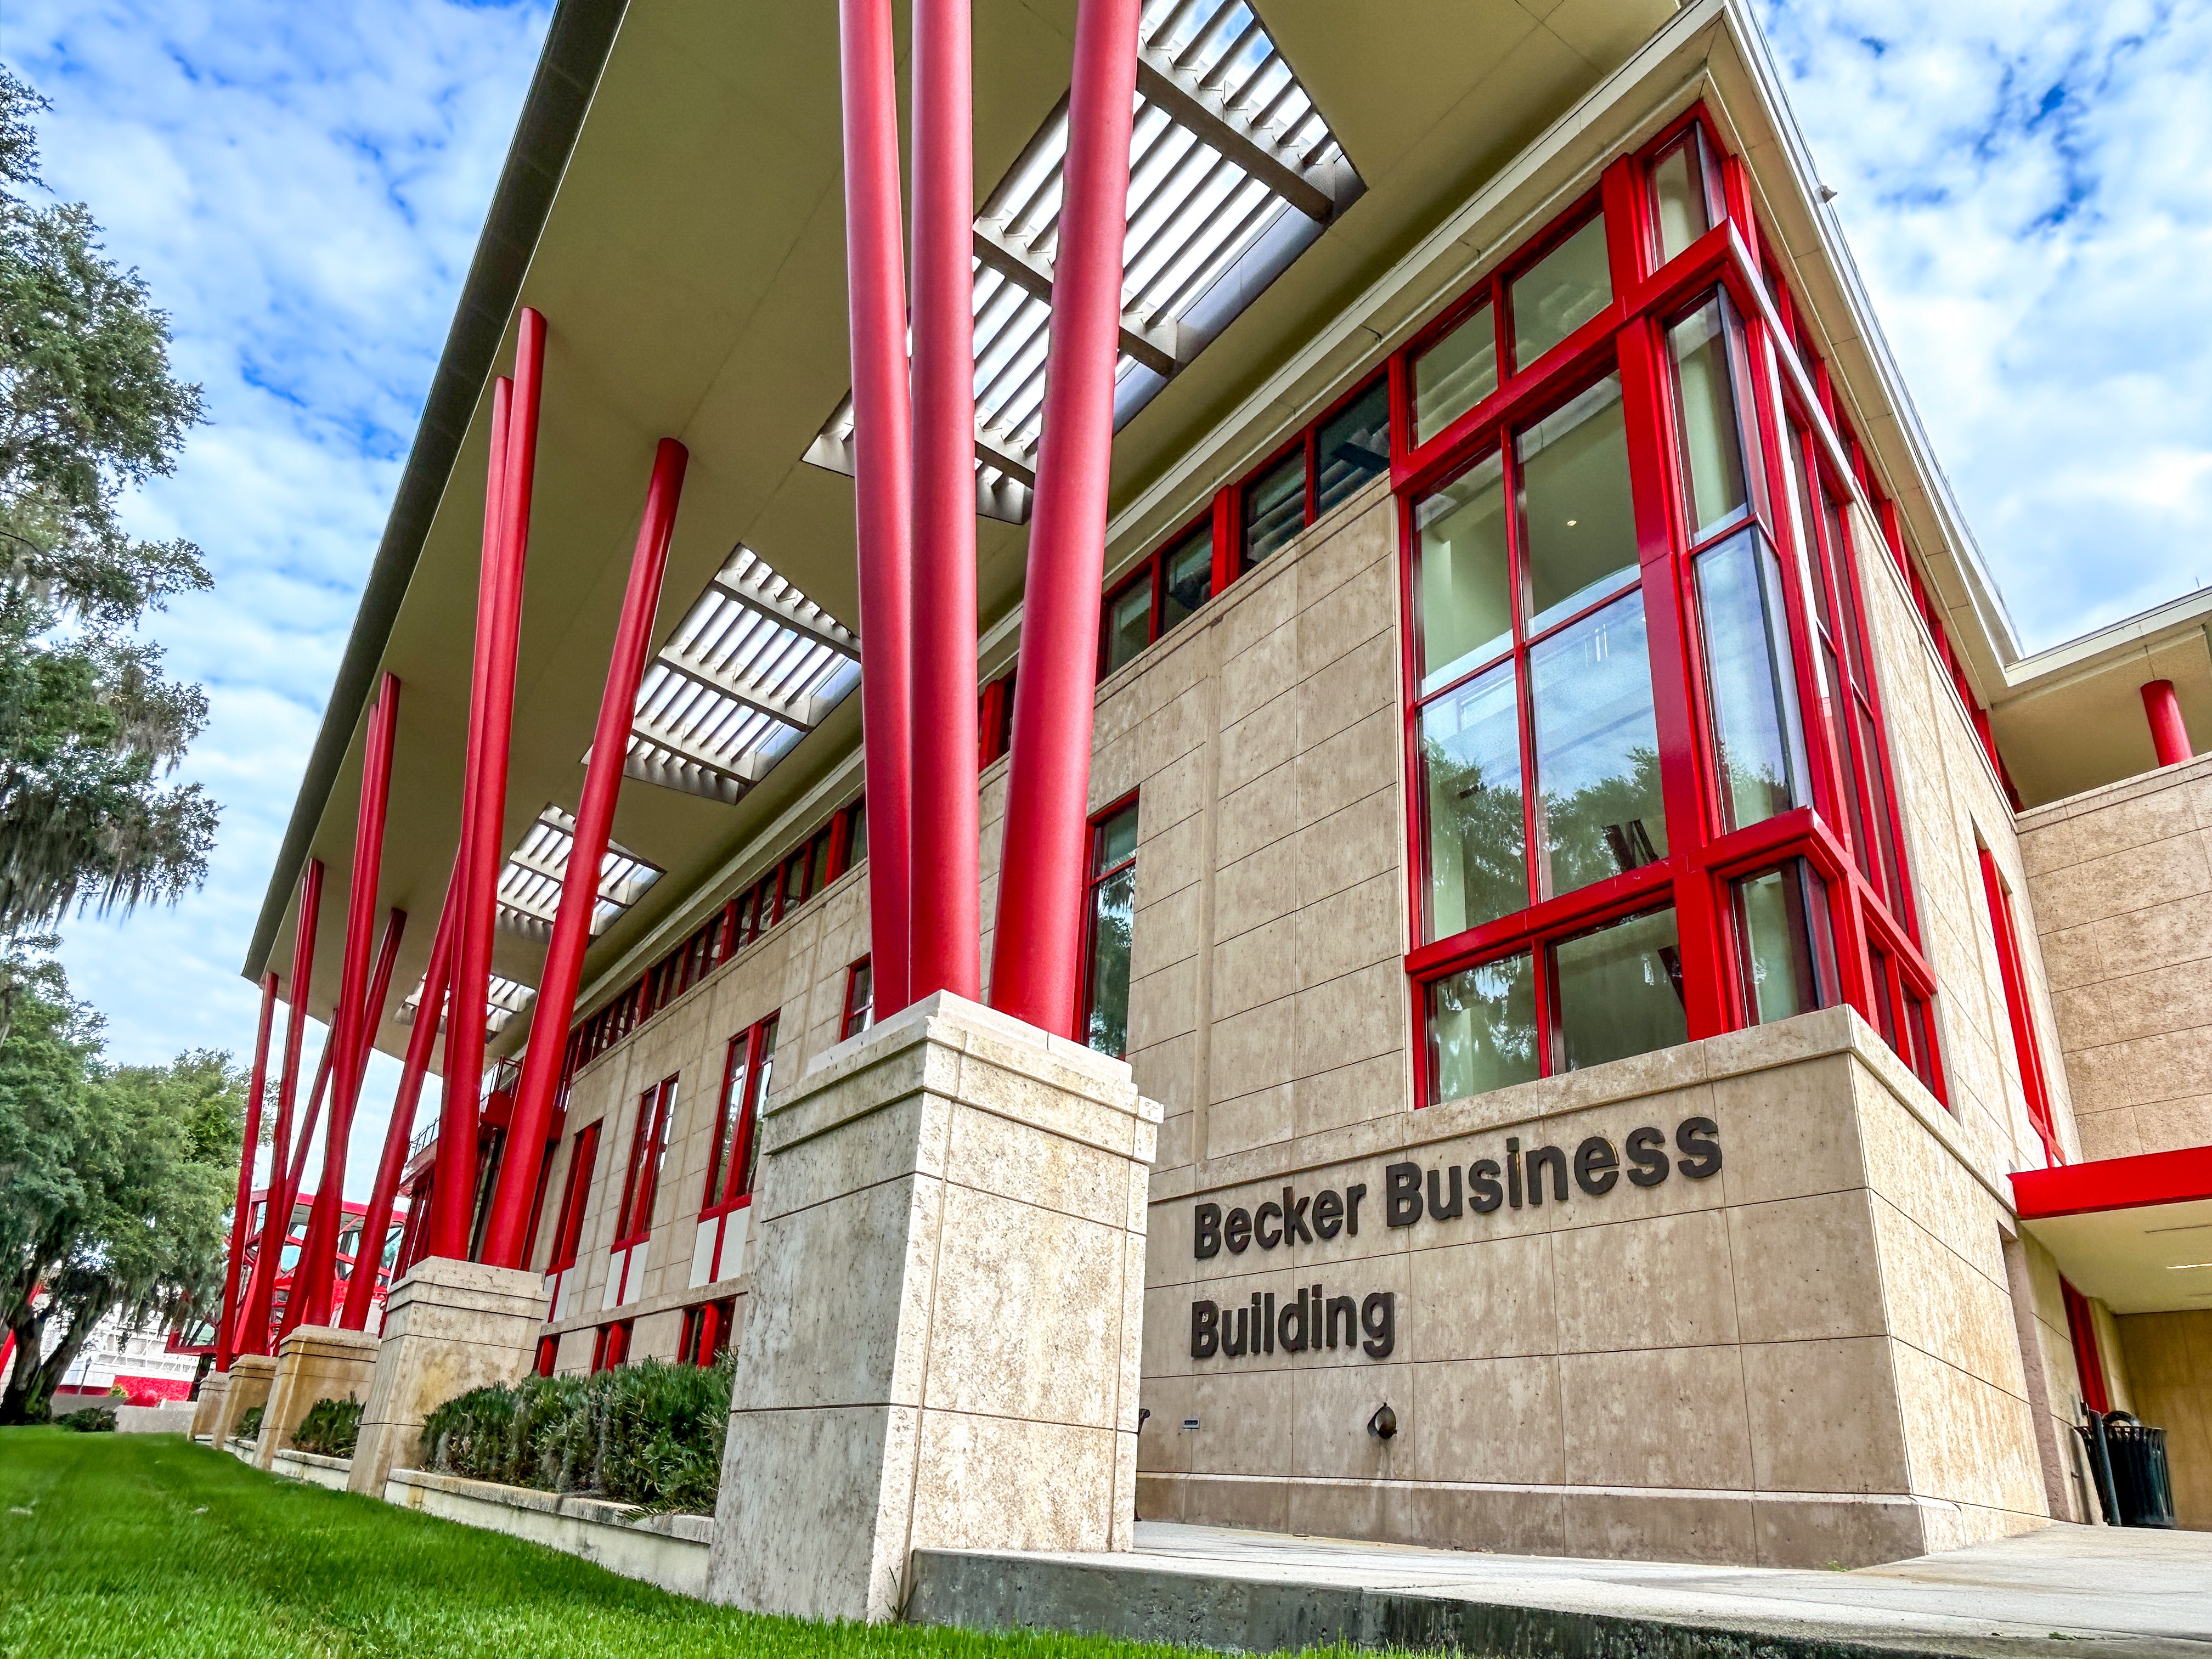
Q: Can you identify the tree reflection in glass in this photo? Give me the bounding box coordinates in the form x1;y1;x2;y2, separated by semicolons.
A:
1530;591;1666;898
1418;659;1526;939
1428;951;1539;1103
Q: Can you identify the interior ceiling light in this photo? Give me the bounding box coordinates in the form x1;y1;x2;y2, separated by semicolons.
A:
805;0;1362;523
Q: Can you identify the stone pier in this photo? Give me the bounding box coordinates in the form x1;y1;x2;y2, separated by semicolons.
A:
213;1353;276;1446
255;1324;380;1468
708;991;1160;1623
347;1257;544;1496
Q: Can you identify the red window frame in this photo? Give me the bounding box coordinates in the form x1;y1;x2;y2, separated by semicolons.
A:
1979;848;2061;1165
1079;794;1140;1058
1393;108;1948;1109
678;1296;737;1367
543;1121;601;1276
841;957;874;1040
590;1318;632;1374
612;1074;678;1250
1096;372;1391;682
535;1334;560;1377
701;1014;780;1218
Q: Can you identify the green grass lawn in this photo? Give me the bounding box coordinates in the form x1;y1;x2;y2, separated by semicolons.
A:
0;1428;1384;1659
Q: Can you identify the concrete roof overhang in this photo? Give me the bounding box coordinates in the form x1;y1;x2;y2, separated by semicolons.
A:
2013;1147;2212;1316
249;0;1691;1069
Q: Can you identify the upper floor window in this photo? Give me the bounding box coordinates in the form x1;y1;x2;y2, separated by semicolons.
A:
1082;799;1139;1058
543;1121;601;1275
842;957;874;1040
703;1014;780;1216
1403;112;1943;1107
613;1075;678;1248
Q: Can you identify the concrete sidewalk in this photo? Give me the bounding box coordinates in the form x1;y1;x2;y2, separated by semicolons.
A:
907;1520;2212;1657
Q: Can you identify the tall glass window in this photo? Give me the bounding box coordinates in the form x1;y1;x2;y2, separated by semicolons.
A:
1420;661;1525;938
1517;375;1638;634
1159;526;1213;630
1531;592;1666;895
1416;454;1510;693
1553;907;1687;1071
1695;530;1807;830
1427;952;1538;1104
1649;129;1716;264
1733;861;1832;1025
1667;295;1751;540
1083;800;1139;1057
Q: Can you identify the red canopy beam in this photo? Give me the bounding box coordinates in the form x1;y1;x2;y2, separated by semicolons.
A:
839;0;916;1016
289;675;403;1329
481;438;690;1269
990;0;1142;1036
214;972;278;1374
237;858;323;1355
341;889;455;1329
909;0;981;1004
436;308;544;1262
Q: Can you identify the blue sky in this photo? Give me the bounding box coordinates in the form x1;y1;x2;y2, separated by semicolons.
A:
3;0;2209;1198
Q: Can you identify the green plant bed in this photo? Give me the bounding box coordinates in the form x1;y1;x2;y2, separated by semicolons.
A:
232;1404;263;1442
55;1406;116;1433
292;1396;361;1459
0;1429;1440;1658
423;1356;731;1514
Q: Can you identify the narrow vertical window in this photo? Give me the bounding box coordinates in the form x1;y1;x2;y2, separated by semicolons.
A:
1416;453;1511;692
1979;848;2059;1163
842;957;874;1039
1648;129;1716;264
1103;574;1153;674
1666;295;1751;539
546;1122;601;1274
702;1037;749;1212
1516;375;1638;634
614;1075;677;1248
729;1015;780;1203
1082;800;1140;1057
1316;378;1392;515
1695;530;1808;830
1530;591;1666;895
1158;525;1214;632
1418;659;1525;939
1242;448;1308;567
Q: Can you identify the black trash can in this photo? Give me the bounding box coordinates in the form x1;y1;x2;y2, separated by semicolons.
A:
2076;1408;2177;1528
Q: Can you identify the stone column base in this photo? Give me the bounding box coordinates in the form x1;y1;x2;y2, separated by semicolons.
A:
190;1371;229;1440
708;991;1160;1623
347;1257;546;1496
255;1325;381;1468
214;1355;276;1446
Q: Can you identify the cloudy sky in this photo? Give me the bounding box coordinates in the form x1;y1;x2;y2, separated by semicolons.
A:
3;0;2208;1198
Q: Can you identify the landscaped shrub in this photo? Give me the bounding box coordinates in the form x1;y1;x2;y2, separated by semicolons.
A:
421;1355;733;1514
293;1396;363;1458
234;1404;264;1442
57;1405;116;1432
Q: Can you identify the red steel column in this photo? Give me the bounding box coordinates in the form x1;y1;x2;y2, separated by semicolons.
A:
341;888;456;1329
436;310;544;1261
2143;679;2193;768
215;972;278;1373
290;676;402;1328
239;859;323;1354
909;0;981;1003
989;0;1142;1036
481;439;689;1269
280;1042;335;1214
839;0;916;1015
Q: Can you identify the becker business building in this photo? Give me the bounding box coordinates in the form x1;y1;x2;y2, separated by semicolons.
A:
239;0;2212;1574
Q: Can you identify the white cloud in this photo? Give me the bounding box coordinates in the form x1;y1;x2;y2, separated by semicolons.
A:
0;0;551;1197
1757;0;2212;649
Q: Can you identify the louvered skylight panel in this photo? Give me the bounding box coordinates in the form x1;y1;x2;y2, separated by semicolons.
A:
396;970;536;1035
494;805;659;939
807;0;1356;522
620;545;860;805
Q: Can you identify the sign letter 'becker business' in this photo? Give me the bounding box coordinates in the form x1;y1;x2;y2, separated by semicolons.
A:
1186;1117;1722;1364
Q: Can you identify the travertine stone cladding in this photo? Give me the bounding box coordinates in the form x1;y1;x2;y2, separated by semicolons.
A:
190;1370;229;1440
254;1324;379;1467
1086;476;1408;1184
2016;753;2212;1160
2115;1309;2212;1527
1138;1007;2051;1568
1852;500;2080;1178
710;992;1160;1623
